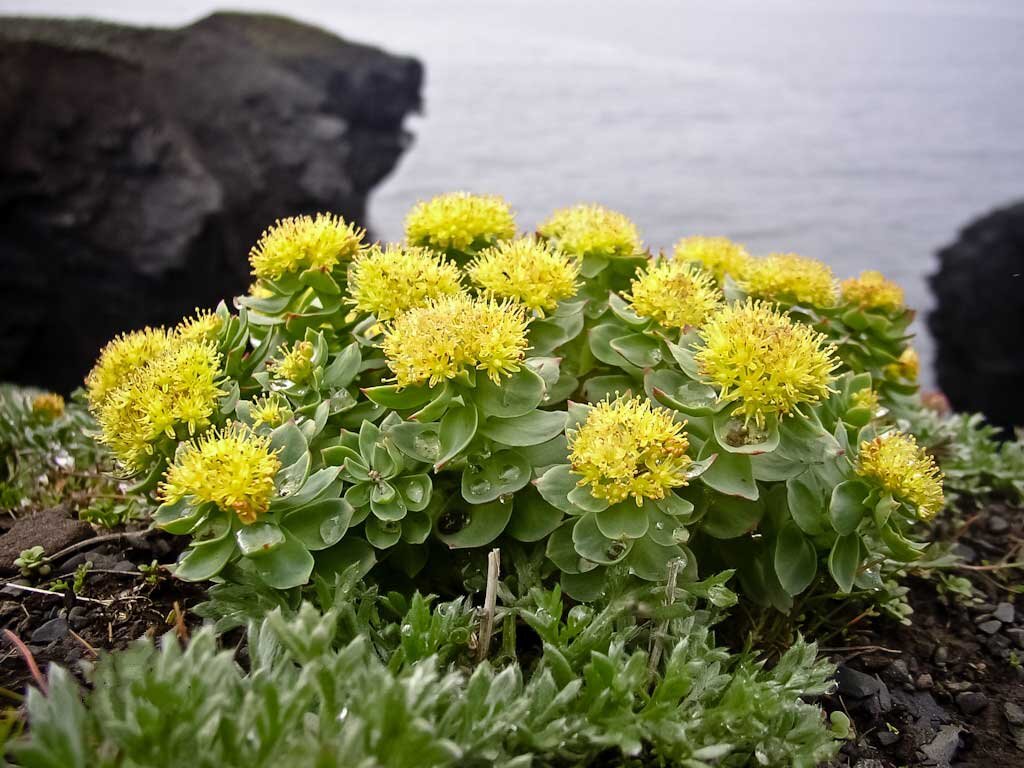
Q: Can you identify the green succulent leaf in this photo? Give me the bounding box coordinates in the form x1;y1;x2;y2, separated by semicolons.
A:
251;533;315;589
506;488;564;542
284;498;354;550
701;495;763;539
534;464;579;514
479;410;567;447
572;512;633;565
435;405;479;469
595;501;650;539
698;447;758;500
773;522;818;596
461;450;531;504
476;367;546;418
361;384;434;410
828;533;861;593
829;480;871;536
236;523;286;558
436;500;512;549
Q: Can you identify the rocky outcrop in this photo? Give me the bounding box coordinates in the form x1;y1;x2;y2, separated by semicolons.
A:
0;13;421;393
929;201;1024;431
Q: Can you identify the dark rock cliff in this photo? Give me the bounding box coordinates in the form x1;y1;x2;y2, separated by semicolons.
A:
0;12;422;393
929;201;1024;431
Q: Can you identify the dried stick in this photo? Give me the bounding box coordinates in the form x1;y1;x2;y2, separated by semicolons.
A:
477;549;500;663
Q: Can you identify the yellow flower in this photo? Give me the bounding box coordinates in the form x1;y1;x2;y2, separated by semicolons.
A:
381;294;529;387
348;244;464;322
270;341;315;385
176;308;224;344
851;387;880;414
673;236;753;283
249;213;366;280
405;192;516;253
538;204;642;260
695;299;839;427
739;253;838;307
32;393;65;421
568;396;691;506
85;327;174;408
467;237;579;315
94;338;223;471
625;259;723;330
886;347;919;382
250;393;288;428
857;432;944;520
160;424;281;525
840;270;905;313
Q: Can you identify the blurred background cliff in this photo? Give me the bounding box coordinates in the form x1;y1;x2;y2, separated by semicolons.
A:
1;0;1023;428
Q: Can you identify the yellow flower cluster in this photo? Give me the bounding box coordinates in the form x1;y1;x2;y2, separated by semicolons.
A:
625;259;723;330
31;393;65;421
348;244;463;322
85;327;174;408
160;424;281;525
673;236;752;283
857;432;944;520
270;341;315;385
249;213;366;281
886;347;919;382
695;299;839;427
405;192;516;252
538;204;642;260
739;253;838;307
467;237;579;315
250;393;288;428
176;308;223;344
94;338;223;471
381;294;529;387
569;396;691;506
840;270;905;313
851;387;881;414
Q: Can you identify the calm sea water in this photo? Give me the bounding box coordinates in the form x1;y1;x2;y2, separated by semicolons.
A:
7;0;1024;384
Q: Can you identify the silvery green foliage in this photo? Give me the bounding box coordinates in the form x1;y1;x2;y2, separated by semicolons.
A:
901;407;1024;503
8;583;838;768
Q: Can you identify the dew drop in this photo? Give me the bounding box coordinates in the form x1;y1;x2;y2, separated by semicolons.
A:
468;478;492;497
404;482;424;504
497;464;521;483
413;434;441;460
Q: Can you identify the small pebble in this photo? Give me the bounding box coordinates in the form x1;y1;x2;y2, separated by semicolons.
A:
956;691;989;715
994;602;1016;624
1005;701;1024;727
915;673;934;690
979;619;1003;635
876;729;900;747
1006;628;1024;649
934;646;950;665
971;601;997;614
30;616;69;644
884;659;911;684
988;515;1009;534
68;605;90;629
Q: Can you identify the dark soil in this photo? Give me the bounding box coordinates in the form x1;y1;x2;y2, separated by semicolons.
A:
825;501;1024;767
0;518;205;696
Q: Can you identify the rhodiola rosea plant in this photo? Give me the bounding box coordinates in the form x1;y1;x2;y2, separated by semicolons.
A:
83;192;942;611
